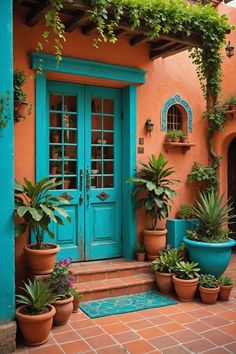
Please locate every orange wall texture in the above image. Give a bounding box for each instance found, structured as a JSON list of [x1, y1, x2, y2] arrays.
[[14, 4, 236, 266]]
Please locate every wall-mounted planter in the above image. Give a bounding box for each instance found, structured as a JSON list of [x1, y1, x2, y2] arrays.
[[166, 219, 197, 248], [163, 142, 195, 153]]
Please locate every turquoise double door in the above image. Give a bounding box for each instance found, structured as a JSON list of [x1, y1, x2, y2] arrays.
[[43, 82, 122, 261]]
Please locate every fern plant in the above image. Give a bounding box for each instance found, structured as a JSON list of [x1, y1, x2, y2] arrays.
[[16, 279, 59, 315]]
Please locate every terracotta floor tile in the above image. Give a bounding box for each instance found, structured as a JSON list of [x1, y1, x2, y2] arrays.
[[69, 311, 90, 321], [149, 315, 173, 325], [185, 320, 213, 333], [201, 315, 231, 328], [137, 326, 165, 339], [53, 330, 80, 344], [225, 341, 236, 353], [27, 345, 64, 353], [123, 339, 156, 354], [201, 328, 235, 346], [139, 308, 162, 318], [169, 312, 196, 324], [183, 338, 216, 352], [149, 335, 179, 349], [127, 319, 153, 330], [189, 308, 213, 319], [113, 331, 141, 344], [96, 345, 128, 354], [218, 323, 236, 336], [70, 319, 95, 330], [158, 321, 184, 333], [203, 348, 230, 354], [102, 322, 130, 335], [93, 315, 120, 326], [220, 310, 236, 321], [157, 305, 181, 315], [171, 328, 201, 343], [60, 339, 93, 353], [116, 312, 143, 322], [76, 325, 105, 338], [86, 334, 116, 350], [51, 323, 73, 334], [161, 345, 191, 354]]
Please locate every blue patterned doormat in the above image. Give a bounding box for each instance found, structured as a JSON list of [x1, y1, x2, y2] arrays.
[[80, 290, 177, 318]]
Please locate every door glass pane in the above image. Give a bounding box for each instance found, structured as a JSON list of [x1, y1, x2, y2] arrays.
[[49, 93, 78, 190], [90, 97, 114, 189]]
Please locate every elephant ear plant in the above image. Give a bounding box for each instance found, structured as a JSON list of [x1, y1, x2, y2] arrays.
[[14, 177, 71, 274]]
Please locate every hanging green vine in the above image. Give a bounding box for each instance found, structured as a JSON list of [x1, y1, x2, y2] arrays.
[[36, 0, 65, 74]]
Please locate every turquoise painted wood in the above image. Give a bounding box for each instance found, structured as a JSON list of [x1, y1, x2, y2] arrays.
[[31, 53, 146, 84], [85, 86, 122, 260], [0, 0, 15, 323], [166, 219, 197, 248], [37, 82, 122, 260], [34, 56, 143, 261]]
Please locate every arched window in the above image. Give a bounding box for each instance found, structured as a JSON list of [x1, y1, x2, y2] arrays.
[[161, 95, 192, 133], [167, 105, 182, 131]]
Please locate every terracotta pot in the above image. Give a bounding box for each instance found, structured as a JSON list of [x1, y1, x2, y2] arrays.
[[24, 244, 60, 275], [172, 138, 180, 142], [219, 285, 233, 301], [53, 295, 74, 325], [165, 137, 172, 143], [143, 228, 167, 261], [172, 275, 199, 302], [16, 305, 55, 346], [14, 100, 29, 120], [230, 103, 236, 110], [180, 137, 188, 143], [155, 272, 174, 294], [64, 179, 71, 189], [51, 153, 59, 159], [199, 286, 220, 305], [51, 134, 60, 143], [50, 166, 58, 175], [73, 298, 81, 313], [136, 252, 145, 261]]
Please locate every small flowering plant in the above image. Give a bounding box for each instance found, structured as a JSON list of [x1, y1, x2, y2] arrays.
[[48, 257, 74, 299]]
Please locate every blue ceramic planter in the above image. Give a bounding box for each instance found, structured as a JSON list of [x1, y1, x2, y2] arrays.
[[183, 236, 236, 277]]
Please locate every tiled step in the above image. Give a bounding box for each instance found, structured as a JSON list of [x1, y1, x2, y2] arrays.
[[77, 273, 156, 302], [70, 258, 155, 302], [70, 258, 151, 283]]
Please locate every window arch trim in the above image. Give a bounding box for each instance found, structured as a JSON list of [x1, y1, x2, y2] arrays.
[[161, 94, 192, 133]]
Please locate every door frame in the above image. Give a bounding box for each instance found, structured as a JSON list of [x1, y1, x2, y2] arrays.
[[33, 53, 146, 259]]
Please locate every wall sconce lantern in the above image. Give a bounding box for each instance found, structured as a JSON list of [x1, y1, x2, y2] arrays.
[[225, 41, 234, 58], [145, 118, 154, 136]]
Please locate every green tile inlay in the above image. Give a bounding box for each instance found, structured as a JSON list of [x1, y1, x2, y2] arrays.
[[80, 291, 177, 318]]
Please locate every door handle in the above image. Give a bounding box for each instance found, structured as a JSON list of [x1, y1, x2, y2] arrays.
[[86, 169, 90, 191], [79, 195, 83, 205], [79, 169, 83, 191]]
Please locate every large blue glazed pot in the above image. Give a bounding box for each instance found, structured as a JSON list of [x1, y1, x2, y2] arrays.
[[183, 236, 236, 277]]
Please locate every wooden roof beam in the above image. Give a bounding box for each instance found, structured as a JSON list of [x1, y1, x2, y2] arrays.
[[130, 34, 149, 46], [14, 0, 24, 11], [81, 22, 97, 36], [65, 11, 90, 32], [150, 43, 190, 60], [26, 0, 50, 26]]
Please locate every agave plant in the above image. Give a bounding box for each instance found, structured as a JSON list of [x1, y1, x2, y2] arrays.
[[152, 248, 182, 273], [174, 261, 200, 280], [16, 279, 59, 315], [187, 191, 235, 242], [14, 177, 71, 249], [200, 274, 219, 288], [218, 275, 233, 286], [127, 154, 178, 230]]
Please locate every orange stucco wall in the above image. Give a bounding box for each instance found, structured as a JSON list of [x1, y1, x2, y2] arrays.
[[14, 5, 236, 283]]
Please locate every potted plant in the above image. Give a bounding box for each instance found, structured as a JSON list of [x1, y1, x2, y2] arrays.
[[218, 275, 233, 301], [50, 146, 61, 159], [64, 178, 71, 189], [166, 130, 180, 142], [152, 247, 182, 294], [199, 274, 220, 305], [183, 191, 236, 277], [127, 154, 178, 260], [14, 70, 31, 121], [179, 130, 188, 143], [165, 130, 174, 142], [48, 258, 74, 325], [15, 279, 59, 346], [14, 177, 71, 274], [51, 129, 61, 143], [70, 288, 83, 313], [177, 204, 194, 219], [172, 261, 200, 301], [135, 243, 146, 261], [223, 95, 236, 110]]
